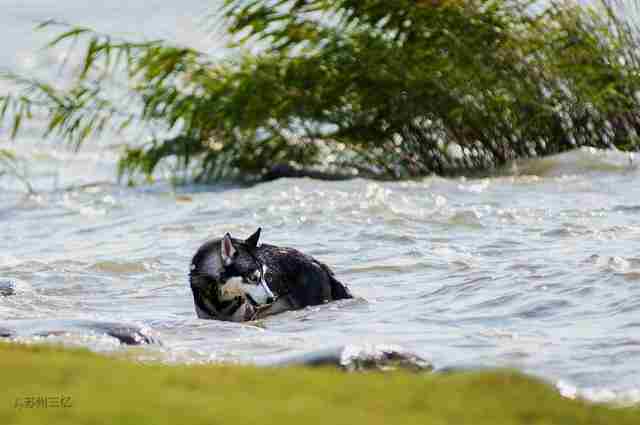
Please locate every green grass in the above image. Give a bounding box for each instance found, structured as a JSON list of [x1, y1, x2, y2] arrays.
[[0, 342, 637, 424]]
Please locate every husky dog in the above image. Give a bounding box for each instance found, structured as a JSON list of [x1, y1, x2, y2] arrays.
[[189, 228, 352, 321]]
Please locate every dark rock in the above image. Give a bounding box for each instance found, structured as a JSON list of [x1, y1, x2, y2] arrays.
[[0, 320, 161, 346], [0, 327, 15, 338], [260, 344, 433, 372], [0, 280, 15, 296], [84, 322, 160, 346]]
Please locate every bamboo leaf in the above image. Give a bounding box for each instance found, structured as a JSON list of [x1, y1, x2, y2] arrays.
[[80, 37, 99, 79], [46, 27, 91, 48], [10, 112, 22, 140]]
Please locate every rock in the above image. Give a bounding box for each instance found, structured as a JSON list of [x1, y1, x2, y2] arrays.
[[0, 327, 15, 338], [0, 280, 15, 296], [259, 344, 433, 372], [84, 321, 160, 346], [0, 319, 160, 346]]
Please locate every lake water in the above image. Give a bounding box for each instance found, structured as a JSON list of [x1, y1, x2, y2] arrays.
[[1, 0, 640, 406]]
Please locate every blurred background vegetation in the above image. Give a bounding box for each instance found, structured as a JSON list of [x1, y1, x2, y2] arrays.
[[1, 0, 639, 183]]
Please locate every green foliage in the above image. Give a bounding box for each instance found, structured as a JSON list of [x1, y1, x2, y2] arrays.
[[0, 148, 34, 193], [1, 1, 640, 181], [1, 342, 639, 425], [0, 148, 15, 179]]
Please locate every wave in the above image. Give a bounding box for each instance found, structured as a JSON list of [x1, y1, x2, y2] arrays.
[[506, 147, 638, 177]]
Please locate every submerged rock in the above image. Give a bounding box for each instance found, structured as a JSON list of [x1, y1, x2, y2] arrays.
[[0, 279, 15, 296], [0, 319, 160, 346], [88, 321, 160, 346], [0, 327, 15, 338], [261, 344, 433, 372]]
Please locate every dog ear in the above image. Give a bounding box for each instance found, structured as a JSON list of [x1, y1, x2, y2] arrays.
[[245, 227, 261, 250], [220, 233, 237, 266]]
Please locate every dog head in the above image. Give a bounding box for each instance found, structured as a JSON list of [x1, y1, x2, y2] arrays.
[[189, 228, 275, 319]]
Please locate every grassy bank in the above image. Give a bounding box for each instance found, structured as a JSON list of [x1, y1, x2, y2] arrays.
[[0, 342, 637, 424]]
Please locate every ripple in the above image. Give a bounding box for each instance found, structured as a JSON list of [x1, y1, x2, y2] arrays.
[[342, 260, 432, 275], [542, 224, 592, 238], [467, 293, 521, 310], [88, 261, 149, 274], [357, 231, 417, 244], [448, 210, 483, 227], [607, 297, 640, 315], [613, 205, 640, 213], [515, 299, 572, 319]]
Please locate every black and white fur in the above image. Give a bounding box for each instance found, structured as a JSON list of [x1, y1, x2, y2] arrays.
[[189, 228, 352, 321]]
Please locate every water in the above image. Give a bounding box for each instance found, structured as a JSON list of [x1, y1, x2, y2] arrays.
[[1, 1, 640, 406]]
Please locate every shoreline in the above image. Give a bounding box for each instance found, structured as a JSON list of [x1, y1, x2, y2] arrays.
[[0, 341, 638, 424]]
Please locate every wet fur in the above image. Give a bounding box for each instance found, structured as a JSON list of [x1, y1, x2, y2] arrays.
[[252, 244, 352, 308], [189, 231, 352, 321]]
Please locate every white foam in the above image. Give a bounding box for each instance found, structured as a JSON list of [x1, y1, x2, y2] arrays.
[[556, 380, 640, 406]]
